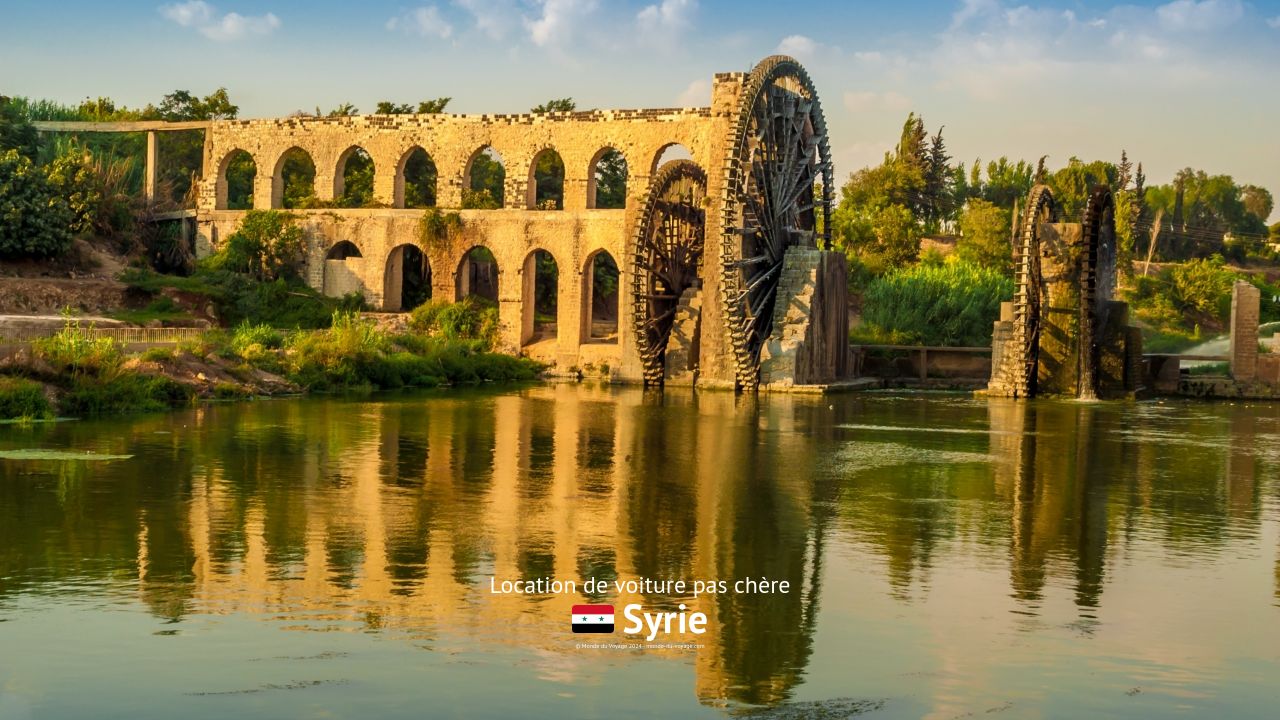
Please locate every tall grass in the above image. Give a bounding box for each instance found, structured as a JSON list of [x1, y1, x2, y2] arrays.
[[409, 297, 499, 347], [859, 261, 1014, 347], [0, 376, 52, 420]]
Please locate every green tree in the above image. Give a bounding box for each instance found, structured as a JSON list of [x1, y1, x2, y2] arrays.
[[210, 210, 305, 282], [0, 96, 38, 159], [0, 149, 75, 258], [466, 149, 505, 208], [531, 98, 576, 114], [1046, 157, 1116, 220], [593, 149, 627, 209], [340, 149, 375, 207], [375, 97, 451, 114], [870, 204, 921, 265], [956, 199, 1011, 274], [1242, 185, 1274, 224]]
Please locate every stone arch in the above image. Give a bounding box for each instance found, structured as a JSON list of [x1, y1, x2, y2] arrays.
[[323, 240, 366, 299], [587, 147, 627, 210], [651, 142, 694, 176], [272, 146, 316, 209], [396, 146, 438, 209], [527, 147, 565, 210], [464, 146, 505, 209], [582, 249, 619, 342], [521, 248, 559, 345], [335, 145, 375, 207], [384, 243, 432, 312], [455, 246, 499, 303], [216, 149, 256, 210]]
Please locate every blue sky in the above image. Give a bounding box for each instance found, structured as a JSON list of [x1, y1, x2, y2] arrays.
[[3, 0, 1279, 218]]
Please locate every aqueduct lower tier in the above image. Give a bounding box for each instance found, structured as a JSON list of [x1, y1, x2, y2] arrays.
[[196, 55, 847, 389]]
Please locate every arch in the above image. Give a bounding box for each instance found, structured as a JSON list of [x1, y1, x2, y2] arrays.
[[384, 243, 432, 312], [326, 240, 362, 260], [273, 146, 316, 209], [582, 249, 619, 343], [527, 148, 565, 210], [521, 249, 559, 345], [323, 240, 366, 299], [587, 147, 627, 210], [217, 149, 256, 210], [651, 142, 693, 177], [335, 146, 375, 207], [396, 146, 437, 209], [455, 246, 499, 303], [464, 146, 505, 209]]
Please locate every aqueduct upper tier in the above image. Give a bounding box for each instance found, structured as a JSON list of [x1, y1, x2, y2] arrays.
[[197, 56, 847, 389]]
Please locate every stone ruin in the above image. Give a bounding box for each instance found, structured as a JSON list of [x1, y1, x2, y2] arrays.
[[189, 55, 848, 391], [986, 185, 1144, 399]]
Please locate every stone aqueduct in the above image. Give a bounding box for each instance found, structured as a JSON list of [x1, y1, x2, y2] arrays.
[[195, 56, 848, 388]]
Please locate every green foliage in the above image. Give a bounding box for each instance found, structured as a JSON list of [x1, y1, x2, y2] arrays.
[[956, 199, 1012, 274], [375, 98, 451, 114], [32, 317, 122, 378], [340, 148, 375, 207], [1166, 256, 1237, 317], [858, 260, 1014, 346], [230, 321, 285, 353], [0, 149, 75, 258], [467, 149, 505, 207], [224, 151, 256, 209], [0, 96, 38, 159], [531, 98, 576, 114], [593, 149, 627, 209], [408, 297, 500, 347], [279, 148, 317, 209], [108, 296, 190, 325], [869, 204, 922, 265], [403, 149, 437, 208], [44, 148, 136, 237], [1046, 157, 1116, 220], [533, 151, 565, 209], [58, 373, 191, 416], [208, 210, 305, 282], [417, 208, 462, 250], [0, 376, 51, 420]]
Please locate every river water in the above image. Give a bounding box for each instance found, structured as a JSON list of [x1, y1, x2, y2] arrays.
[[2, 386, 1278, 719]]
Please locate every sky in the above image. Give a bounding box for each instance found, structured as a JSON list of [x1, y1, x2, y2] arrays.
[[3, 0, 1279, 220]]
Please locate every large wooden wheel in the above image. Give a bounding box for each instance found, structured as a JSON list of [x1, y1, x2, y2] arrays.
[[1079, 186, 1116, 398], [631, 160, 707, 385], [719, 55, 834, 389], [1006, 184, 1057, 398]]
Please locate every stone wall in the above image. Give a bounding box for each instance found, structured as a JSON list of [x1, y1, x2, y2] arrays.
[[196, 73, 750, 380], [1230, 280, 1260, 382], [758, 247, 851, 388]]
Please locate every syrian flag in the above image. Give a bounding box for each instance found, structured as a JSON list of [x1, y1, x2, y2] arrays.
[[571, 604, 614, 633]]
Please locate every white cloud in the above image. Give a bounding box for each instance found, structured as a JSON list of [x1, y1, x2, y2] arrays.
[[524, 0, 597, 49], [843, 90, 911, 113], [159, 1, 279, 41], [637, 0, 695, 45], [677, 78, 710, 106], [774, 34, 841, 62], [1155, 0, 1242, 31], [387, 5, 454, 39], [454, 0, 516, 40]]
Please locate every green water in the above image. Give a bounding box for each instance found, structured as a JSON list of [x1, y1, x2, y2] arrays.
[[2, 386, 1279, 719]]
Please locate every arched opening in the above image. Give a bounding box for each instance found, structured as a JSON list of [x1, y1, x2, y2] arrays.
[[385, 244, 432, 312], [323, 241, 365, 299], [583, 250, 619, 342], [455, 246, 499, 303], [528, 148, 565, 210], [326, 240, 362, 260], [651, 143, 693, 176], [397, 147, 437, 209], [521, 249, 558, 345], [464, 146, 505, 209], [588, 148, 627, 209], [336, 146, 375, 207], [218, 149, 256, 210], [274, 147, 316, 209]]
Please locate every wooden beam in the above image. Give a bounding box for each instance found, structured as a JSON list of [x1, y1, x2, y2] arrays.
[[32, 120, 211, 132], [144, 131, 158, 202]]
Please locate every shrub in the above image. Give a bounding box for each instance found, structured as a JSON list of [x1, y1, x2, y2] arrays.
[[32, 317, 123, 378], [206, 210, 305, 282], [858, 260, 1014, 346], [0, 149, 75, 258], [58, 373, 191, 416], [43, 148, 135, 237], [230, 321, 285, 353], [0, 376, 51, 420], [1166, 256, 1236, 319], [408, 297, 500, 347], [956, 199, 1012, 274]]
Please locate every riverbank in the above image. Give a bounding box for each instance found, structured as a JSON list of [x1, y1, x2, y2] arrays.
[[0, 309, 543, 421]]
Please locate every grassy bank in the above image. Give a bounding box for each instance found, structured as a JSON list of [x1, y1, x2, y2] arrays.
[[0, 301, 542, 420]]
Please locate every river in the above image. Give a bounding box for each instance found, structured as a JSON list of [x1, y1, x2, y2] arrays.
[[2, 386, 1278, 719]]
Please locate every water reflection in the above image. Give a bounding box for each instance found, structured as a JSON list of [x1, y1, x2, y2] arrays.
[[2, 388, 1279, 715]]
